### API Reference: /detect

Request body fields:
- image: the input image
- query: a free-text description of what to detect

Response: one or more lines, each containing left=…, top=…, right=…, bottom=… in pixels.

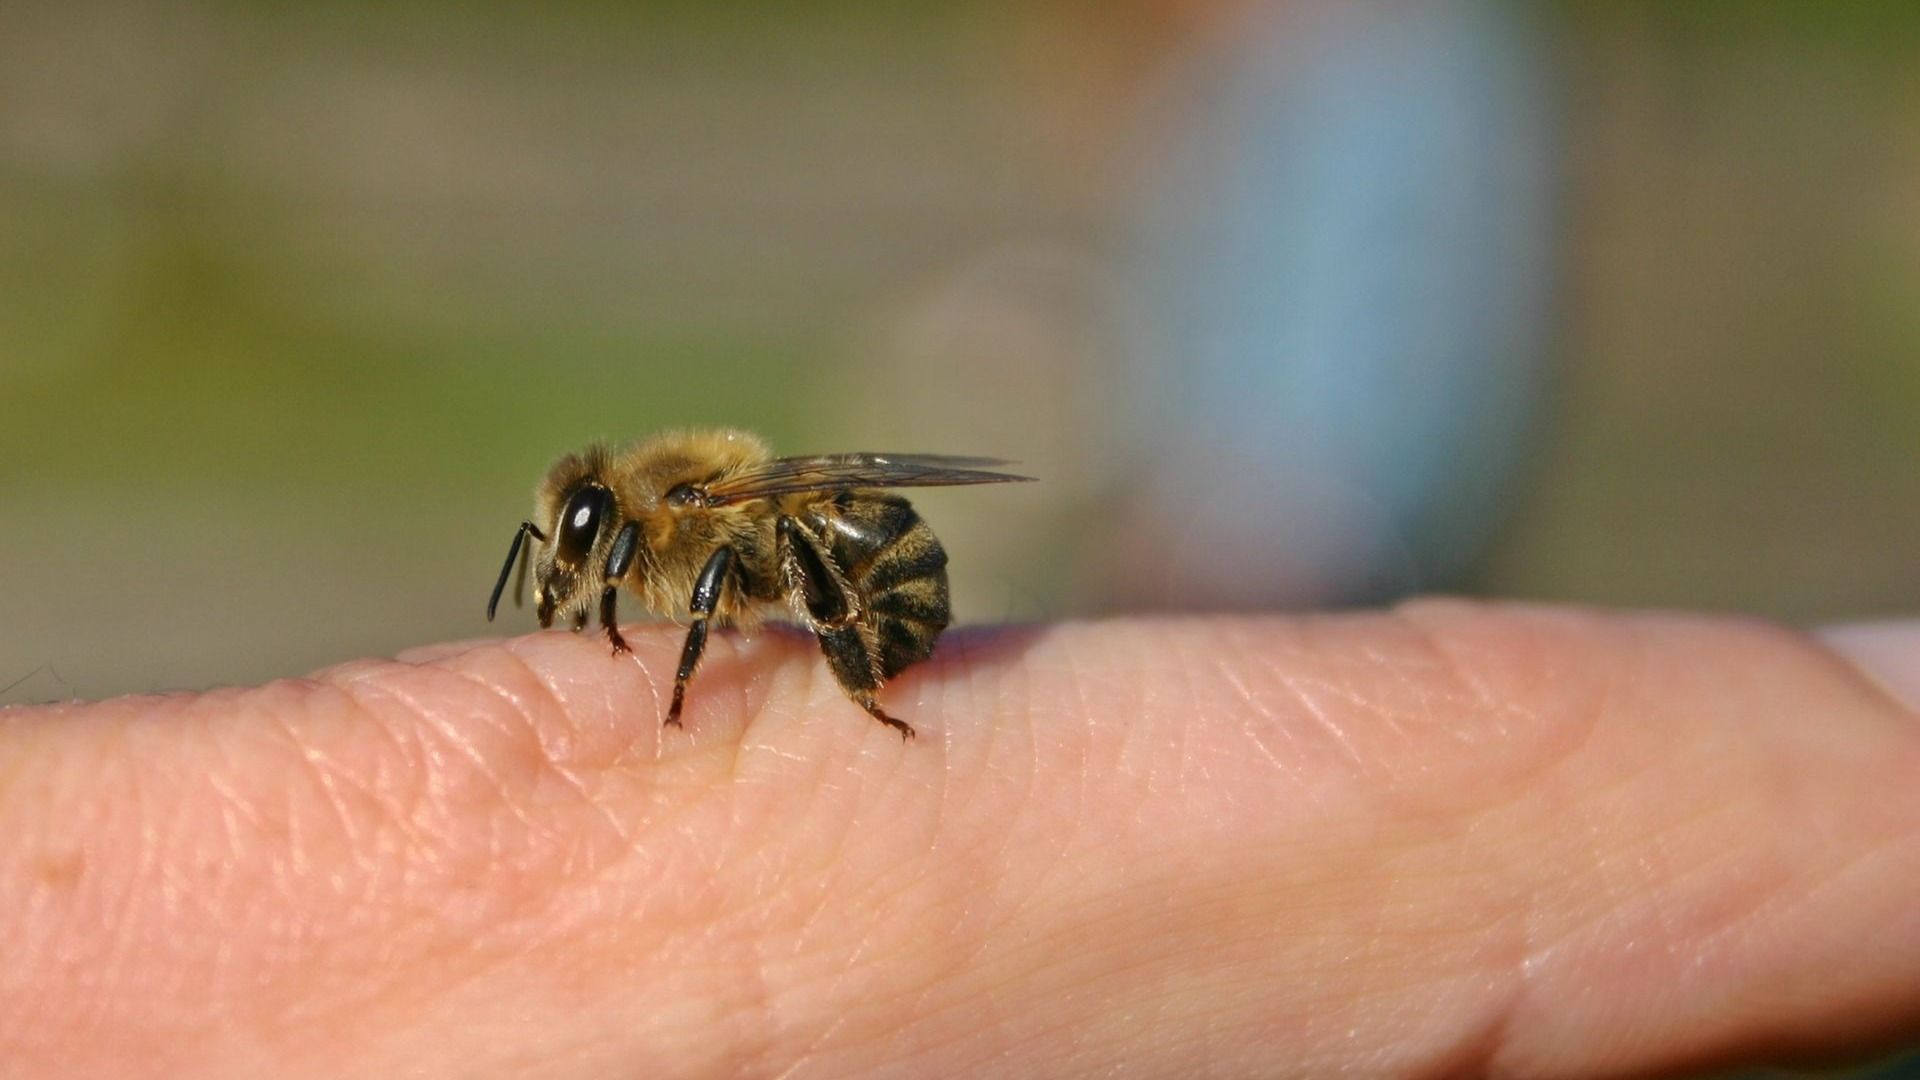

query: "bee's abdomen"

left=811, top=494, right=951, bottom=680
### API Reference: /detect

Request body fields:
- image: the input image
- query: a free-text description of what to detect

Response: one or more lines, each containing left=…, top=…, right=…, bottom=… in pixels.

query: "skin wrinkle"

left=50, top=638, right=725, bottom=1068
left=324, top=672, right=640, bottom=986
left=1485, top=705, right=1747, bottom=1056
left=893, top=823, right=1032, bottom=1055
left=1294, top=616, right=1400, bottom=755
left=166, top=733, right=271, bottom=1018
left=299, top=679, right=433, bottom=831
left=768, top=881, right=891, bottom=1076
left=1389, top=622, right=1511, bottom=750
left=1791, top=823, right=1920, bottom=947
left=434, top=655, right=638, bottom=856
left=1276, top=669, right=1370, bottom=771
left=730, top=662, right=947, bottom=1073
left=205, top=731, right=272, bottom=836
left=429, top=677, right=594, bottom=871
left=1230, top=617, right=1429, bottom=792
left=822, top=782, right=956, bottom=1009
left=1356, top=639, right=1459, bottom=727
left=1553, top=628, right=1826, bottom=945
left=960, top=852, right=1407, bottom=1074
left=950, top=639, right=1053, bottom=958
left=1116, top=625, right=1170, bottom=831
left=344, top=676, right=559, bottom=864
left=6, top=805, right=65, bottom=1025
left=1666, top=851, right=1798, bottom=994
left=825, top=914, right=960, bottom=1068
left=1221, top=614, right=1597, bottom=1068
left=333, top=676, right=470, bottom=837
left=1067, top=614, right=1812, bottom=1068
left=1151, top=626, right=1206, bottom=809
left=1386, top=609, right=1614, bottom=834
left=1218, top=652, right=1309, bottom=788
left=754, top=636, right=1046, bottom=1076
left=1685, top=811, right=1917, bottom=1016
left=590, top=640, right=662, bottom=768
left=336, top=696, right=444, bottom=884
left=761, top=777, right=871, bottom=964
left=890, top=904, right=1164, bottom=1073
left=1646, top=786, right=1791, bottom=933
left=934, top=977, right=1025, bottom=1079
left=707, top=648, right=762, bottom=786
left=731, top=671, right=885, bottom=915
left=1053, top=623, right=1099, bottom=839
left=104, top=742, right=171, bottom=1028
left=278, top=713, right=375, bottom=877
left=936, top=626, right=1013, bottom=837
left=941, top=952, right=1153, bottom=1075
left=653, top=773, right=768, bottom=908
left=1167, top=632, right=1199, bottom=813
left=613, top=642, right=666, bottom=770
left=59, top=714, right=236, bottom=1060
left=1392, top=602, right=1545, bottom=743
left=1221, top=641, right=1313, bottom=803
left=200, top=766, right=265, bottom=934
left=1323, top=657, right=1415, bottom=743
left=1211, top=622, right=1380, bottom=805
left=931, top=816, right=1347, bottom=1051
left=911, top=667, right=1081, bottom=1066
left=451, top=645, right=596, bottom=770
left=230, top=686, right=513, bottom=1034
left=395, top=672, right=555, bottom=831
left=1086, top=625, right=1149, bottom=810
left=1497, top=691, right=1920, bottom=1068
left=1560, top=809, right=1755, bottom=1003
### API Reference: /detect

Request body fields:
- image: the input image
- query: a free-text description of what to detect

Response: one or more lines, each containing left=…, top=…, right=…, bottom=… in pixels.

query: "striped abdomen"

left=807, top=492, right=951, bottom=679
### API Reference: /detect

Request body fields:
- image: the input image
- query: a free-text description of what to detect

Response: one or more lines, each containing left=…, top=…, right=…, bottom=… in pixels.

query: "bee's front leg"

left=599, top=521, right=642, bottom=654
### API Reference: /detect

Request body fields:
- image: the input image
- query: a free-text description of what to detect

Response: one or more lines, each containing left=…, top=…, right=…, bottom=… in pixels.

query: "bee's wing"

left=702, top=453, right=1034, bottom=506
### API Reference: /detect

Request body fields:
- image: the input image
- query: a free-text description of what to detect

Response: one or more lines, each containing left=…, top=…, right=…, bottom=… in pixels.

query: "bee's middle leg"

left=667, top=545, right=736, bottom=728
left=598, top=521, right=641, bottom=654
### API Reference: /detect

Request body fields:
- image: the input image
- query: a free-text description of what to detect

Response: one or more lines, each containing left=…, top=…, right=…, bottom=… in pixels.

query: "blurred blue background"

left=5, top=0, right=1920, bottom=717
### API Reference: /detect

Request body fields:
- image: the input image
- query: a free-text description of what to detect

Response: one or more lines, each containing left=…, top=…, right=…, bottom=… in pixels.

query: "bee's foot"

left=606, top=628, right=631, bottom=655
left=860, top=699, right=915, bottom=741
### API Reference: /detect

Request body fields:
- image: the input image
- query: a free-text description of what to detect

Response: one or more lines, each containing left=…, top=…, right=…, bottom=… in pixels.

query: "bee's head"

left=532, top=481, right=614, bottom=627
left=486, top=445, right=618, bottom=628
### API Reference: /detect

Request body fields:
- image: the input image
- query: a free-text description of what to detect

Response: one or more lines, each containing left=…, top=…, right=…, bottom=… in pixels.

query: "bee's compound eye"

left=556, top=485, right=612, bottom=566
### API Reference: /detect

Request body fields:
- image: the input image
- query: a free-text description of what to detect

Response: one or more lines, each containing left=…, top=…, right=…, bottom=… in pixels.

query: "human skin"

left=1, top=602, right=1917, bottom=1079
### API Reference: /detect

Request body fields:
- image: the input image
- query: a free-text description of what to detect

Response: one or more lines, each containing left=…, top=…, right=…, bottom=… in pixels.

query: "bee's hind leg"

left=777, top=516, right=915, bottom=741
left=809, top=624, right=915, bottom=741
left=853, top=688, right=915, bottom=741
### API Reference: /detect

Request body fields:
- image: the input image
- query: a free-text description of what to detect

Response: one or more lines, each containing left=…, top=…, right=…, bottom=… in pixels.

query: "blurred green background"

left=4, top=0, right=1920, bottom=706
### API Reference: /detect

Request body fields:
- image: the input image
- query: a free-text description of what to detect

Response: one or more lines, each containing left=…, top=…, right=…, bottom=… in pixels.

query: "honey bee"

left=487, top=429, right=1031, bottom=739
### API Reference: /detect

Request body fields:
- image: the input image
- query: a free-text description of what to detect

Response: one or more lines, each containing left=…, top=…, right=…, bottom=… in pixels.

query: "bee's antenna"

left=487, top=520, right=547, bottom=621
left=515, top=523, right=533, bottom=610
